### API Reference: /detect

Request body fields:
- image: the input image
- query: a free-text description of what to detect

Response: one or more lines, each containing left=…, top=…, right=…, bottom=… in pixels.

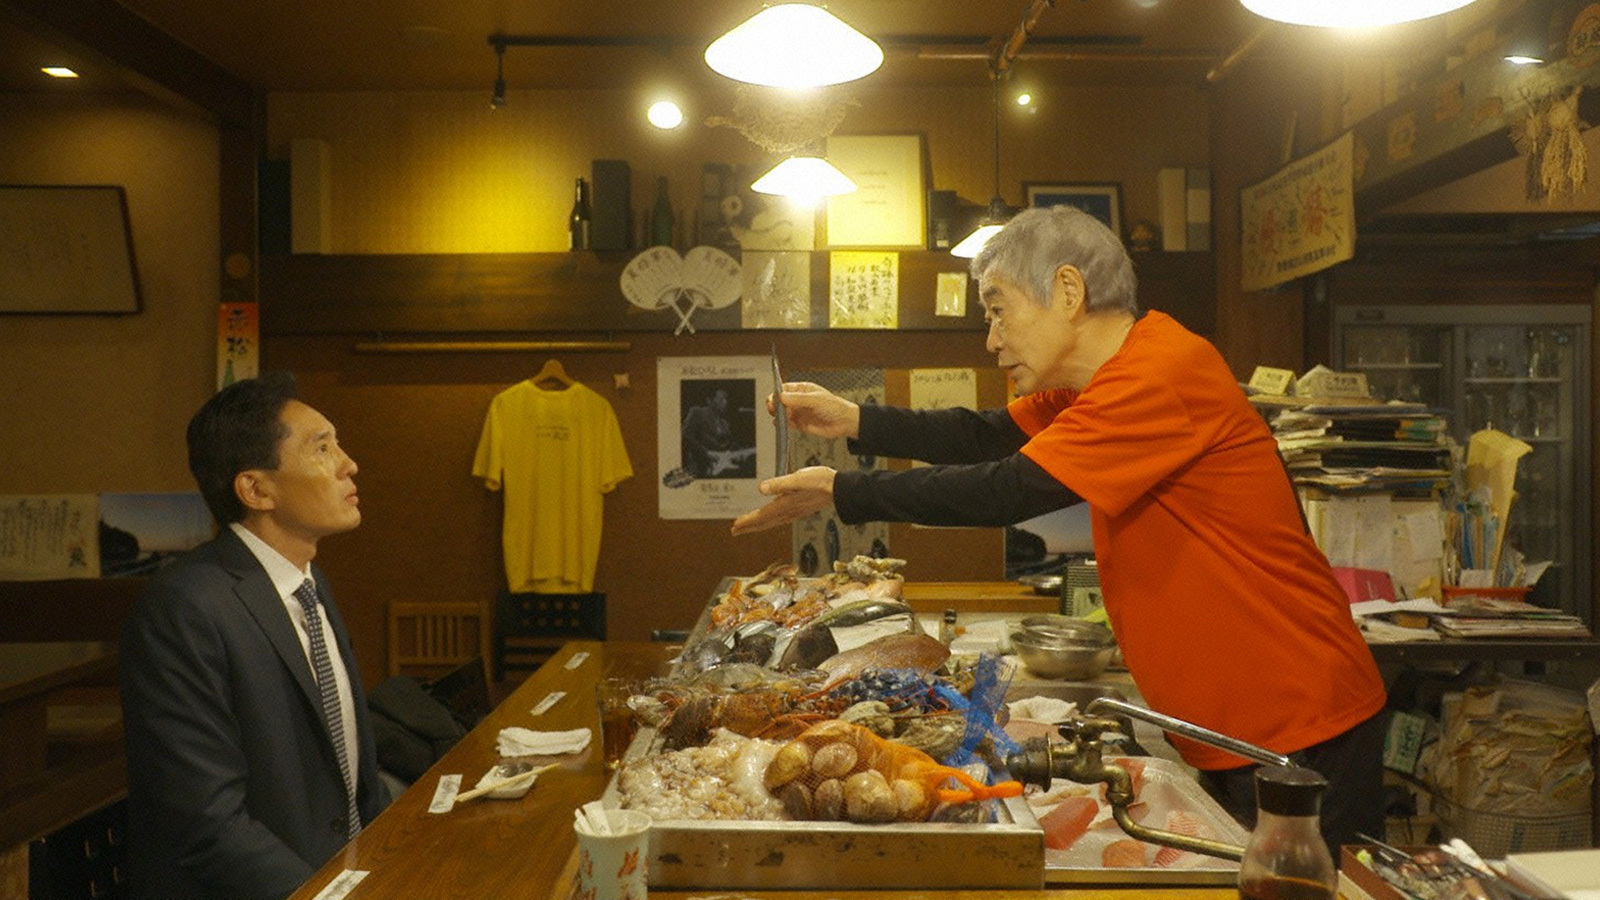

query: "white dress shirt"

left=229, top=522, right=360, bottom=790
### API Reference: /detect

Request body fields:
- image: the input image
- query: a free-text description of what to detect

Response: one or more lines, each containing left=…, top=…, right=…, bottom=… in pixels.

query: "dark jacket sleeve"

left=847, top=404, right=1029, bottom=464
left=834, top=451, right=1082, bottom=526
left=120, top=578, right=318, bottom=900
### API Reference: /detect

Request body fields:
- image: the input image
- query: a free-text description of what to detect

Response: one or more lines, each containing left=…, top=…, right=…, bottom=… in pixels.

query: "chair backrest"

left=388, top=600, right=490, bottom=685
left=492, top=591, right=605, bottom=680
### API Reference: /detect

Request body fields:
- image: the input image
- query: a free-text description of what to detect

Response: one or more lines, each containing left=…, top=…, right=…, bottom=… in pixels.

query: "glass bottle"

left=650, top=176, right=674, bottom=248
left=568, top=177, right=591, bottom=251
left=1237, top=765, right=1336, bottom=900
left=938, top=608, right=957, bottom=645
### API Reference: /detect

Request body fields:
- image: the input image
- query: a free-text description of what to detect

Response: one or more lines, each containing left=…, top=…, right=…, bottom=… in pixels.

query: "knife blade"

left=771, top=344, right=788, bottom=476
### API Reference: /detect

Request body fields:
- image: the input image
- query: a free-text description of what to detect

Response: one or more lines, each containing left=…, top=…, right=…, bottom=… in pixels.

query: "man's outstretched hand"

left=770, top=382, right=860, bottom=440
left=730, top=466, right=838, bottom=535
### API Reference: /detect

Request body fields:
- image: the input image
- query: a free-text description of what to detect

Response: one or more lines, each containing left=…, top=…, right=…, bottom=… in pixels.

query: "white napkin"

left=1007, top=696, right=1080, bottom=723
left=497, top=726, right=592, bottom=757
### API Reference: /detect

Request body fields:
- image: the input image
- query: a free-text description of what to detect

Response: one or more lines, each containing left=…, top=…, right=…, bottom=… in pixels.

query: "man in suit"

left=120, top=372, right=389, bottom=900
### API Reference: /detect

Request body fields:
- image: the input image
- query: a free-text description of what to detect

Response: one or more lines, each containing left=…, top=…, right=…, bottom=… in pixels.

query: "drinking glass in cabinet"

left=1525, top=328, right=1568, bottom=378
left=1530, top=388, right=1559, bottom=438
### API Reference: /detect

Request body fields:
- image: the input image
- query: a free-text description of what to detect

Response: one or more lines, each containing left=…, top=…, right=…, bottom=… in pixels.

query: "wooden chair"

left=387, top=601, right=491, bottom=686
left=492, top=591, right=605, bottom=681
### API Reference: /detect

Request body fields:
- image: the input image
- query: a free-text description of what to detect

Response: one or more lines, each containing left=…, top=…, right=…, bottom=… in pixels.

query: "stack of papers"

left=1349, top=597, right=1593, bottom=641
left=1257, top=403, right=1453, bottom=495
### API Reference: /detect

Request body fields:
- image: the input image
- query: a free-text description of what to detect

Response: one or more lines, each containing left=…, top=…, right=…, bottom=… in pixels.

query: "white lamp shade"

left=950, top=223, right=1004, bottom=259
left=750, top=156, right=857, bottom=203
left=1240, top=0, right=1477, bottom=28
left=705, top=3, right=884, bottom=88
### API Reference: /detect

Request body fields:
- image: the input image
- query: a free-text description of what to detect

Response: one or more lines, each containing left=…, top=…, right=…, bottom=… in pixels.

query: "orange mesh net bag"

left=762, top=719, right=1021, bottom=823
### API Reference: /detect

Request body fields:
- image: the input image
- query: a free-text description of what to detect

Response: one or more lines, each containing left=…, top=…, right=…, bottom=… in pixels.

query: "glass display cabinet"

left=1333, top=305, right=1592, bottom=622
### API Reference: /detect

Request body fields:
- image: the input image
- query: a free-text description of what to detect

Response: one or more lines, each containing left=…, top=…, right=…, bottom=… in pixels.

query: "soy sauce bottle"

left=1238, top=765, right=1336, bottom=900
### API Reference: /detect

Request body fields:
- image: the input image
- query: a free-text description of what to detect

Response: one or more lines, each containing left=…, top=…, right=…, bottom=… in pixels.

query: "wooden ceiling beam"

left=0, top=0, right=253, bottom=126
left=1351, top=5, right=1600, bottom=217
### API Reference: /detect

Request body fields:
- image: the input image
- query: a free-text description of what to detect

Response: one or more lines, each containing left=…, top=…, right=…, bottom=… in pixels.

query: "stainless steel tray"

left=603, top=724, right=1043, bottom=889
left=1003, top=681, right=1246, bottom=885
left=631, top=576, right=1243, bottom=888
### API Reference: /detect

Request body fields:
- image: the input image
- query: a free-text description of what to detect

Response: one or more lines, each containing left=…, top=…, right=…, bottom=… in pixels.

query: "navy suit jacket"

left=120, top=528, right=389, bottom=900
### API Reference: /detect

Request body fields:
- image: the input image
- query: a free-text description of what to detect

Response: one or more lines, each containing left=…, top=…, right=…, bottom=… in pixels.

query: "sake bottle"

left=650, top=176, right=674, bottom=248
left=568, top=177, right=591, bottom=251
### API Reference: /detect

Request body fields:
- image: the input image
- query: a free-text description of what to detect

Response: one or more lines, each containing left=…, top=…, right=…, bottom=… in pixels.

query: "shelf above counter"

left=257, top=249, right=1215, bottom=336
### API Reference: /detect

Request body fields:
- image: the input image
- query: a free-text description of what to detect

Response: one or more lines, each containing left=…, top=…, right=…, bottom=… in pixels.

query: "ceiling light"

left=951, top=220, right=1005, bottom=259
left=1015, top=92, right=1032, bottom=106
left=750, top=155, right=856, bottom=205
left=952, top=75, right=1014, bottom=259
left=1504, top=54, right=1544, bottom=65
left=704, top=3, right=884, bottom=88
left=1239, top=0, right=1477, bottom=28
left=647, top=100, right=684, bottom=129
left=41, top=66, right=79, bottom=78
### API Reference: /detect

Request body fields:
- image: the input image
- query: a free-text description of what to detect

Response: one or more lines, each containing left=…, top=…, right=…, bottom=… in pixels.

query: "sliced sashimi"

left=1102, top=838, right=1148, bottom=868
left=1151, top=808, right=1216, bottom=866
left=1039, top=794, right=1099, bottom=850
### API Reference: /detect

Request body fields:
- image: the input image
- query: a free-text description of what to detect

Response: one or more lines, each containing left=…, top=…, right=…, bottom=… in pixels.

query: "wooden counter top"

left=289, top=641, right=663, bottom=900
left=287, top=640, right=1235, bottom=900
left=901, top=580, right=1059, bottom=614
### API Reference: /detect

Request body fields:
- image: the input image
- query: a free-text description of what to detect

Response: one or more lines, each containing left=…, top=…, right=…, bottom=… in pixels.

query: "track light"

left=491, top=44, right=506, bottom=109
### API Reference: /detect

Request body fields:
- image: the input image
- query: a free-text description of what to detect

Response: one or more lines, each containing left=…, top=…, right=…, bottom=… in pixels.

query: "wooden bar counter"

left=287, top=639, right=1234, bottom=900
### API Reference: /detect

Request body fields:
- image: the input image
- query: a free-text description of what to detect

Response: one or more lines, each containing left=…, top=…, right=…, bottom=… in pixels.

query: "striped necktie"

left=293, top=578, right=361, bottom=839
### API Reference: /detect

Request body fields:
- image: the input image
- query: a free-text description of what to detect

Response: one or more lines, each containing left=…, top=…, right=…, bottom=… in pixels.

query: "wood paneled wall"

left=263, top=329, right=1009, bottom=686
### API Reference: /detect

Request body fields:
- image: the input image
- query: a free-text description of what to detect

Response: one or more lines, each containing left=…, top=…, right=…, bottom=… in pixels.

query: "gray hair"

left=970, top=205, right=1139, bottom=314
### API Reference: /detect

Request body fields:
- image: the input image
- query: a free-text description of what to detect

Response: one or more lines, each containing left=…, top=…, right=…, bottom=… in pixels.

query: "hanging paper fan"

left=681, top=246, right=743, bottom=313
left=619, top=246, right=684, bottom=312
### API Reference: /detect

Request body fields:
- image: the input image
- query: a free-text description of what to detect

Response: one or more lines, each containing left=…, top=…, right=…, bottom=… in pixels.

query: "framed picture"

left=825, top=134, right=927, bottom=248
left=1025, top=182, right=1122, bottom=237
left=0, top=185, right=141, bottom=314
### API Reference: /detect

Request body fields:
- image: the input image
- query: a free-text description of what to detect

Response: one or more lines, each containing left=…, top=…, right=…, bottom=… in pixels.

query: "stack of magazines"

left=1261, top=401, right=1454, bottom=494
left=1433, top=592, right=1592, bottom=639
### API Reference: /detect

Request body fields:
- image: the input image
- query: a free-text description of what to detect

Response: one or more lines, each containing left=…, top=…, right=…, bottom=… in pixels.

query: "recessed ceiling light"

left=647, top=100, right=684, bottom=129
left=41, top=66, right=79, bottom=78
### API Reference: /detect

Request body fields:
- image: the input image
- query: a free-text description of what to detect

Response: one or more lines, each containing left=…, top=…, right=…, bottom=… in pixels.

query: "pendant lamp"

left=751, top=155, right=857, bottom=205
left=705, top=3, right=884, bottom=88
left=1240, top=0, right=1478, bottom=28
left=951, top=76, right=1013, bottom=259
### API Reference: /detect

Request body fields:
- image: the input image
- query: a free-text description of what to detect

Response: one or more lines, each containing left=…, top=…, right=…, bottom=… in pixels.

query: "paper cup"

left=574, top=809, right=650, bottom=900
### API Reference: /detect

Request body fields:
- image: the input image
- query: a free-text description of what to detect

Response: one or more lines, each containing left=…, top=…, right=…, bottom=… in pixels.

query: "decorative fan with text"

left=619, top=246, right=741, bottom=334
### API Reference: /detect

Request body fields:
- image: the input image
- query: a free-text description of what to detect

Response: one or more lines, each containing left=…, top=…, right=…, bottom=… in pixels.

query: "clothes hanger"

left=533, top=358, right=574, bottom=389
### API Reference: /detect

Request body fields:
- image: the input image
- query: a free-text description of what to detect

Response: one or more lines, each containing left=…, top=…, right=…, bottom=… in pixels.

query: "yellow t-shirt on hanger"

left=473, top=379, right=632, bottom=593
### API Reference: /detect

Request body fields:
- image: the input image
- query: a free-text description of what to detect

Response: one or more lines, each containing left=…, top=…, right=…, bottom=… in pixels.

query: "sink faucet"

left=1004, top=696, right=1290, bottom=862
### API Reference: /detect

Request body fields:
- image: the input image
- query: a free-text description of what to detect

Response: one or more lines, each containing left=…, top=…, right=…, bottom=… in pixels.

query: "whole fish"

left=817, top=632, right=950, bottom=683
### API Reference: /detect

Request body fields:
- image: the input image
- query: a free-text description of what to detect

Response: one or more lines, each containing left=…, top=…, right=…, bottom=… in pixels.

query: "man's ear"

left=234, top=470, right=276, bottom=513
left=1053, top=264, right=1086, bottom=314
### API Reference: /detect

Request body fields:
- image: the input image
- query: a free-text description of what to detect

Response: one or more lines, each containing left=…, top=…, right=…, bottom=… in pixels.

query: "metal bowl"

left=1010, top=616, right=1115, bottom=680
left=1018, top=615, right=1113, bottom=647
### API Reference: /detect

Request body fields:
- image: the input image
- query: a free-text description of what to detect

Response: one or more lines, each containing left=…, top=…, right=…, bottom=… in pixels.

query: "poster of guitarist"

left=680, top=381, right=756, bottom=478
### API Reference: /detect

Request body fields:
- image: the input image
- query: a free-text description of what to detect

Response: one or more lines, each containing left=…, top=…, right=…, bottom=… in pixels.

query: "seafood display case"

left=605, top=566, right=1248, bottom=889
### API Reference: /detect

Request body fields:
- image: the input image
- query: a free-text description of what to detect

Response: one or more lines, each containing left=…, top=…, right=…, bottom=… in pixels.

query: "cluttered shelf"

left=1364, top=636, right=1600, bottom=664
